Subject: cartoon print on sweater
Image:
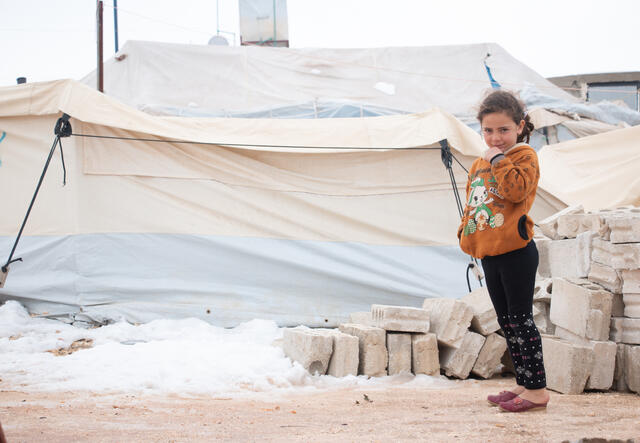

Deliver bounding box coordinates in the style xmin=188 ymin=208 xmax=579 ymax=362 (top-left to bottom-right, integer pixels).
xmin=463 ymin=176 xmax=504 ymax=236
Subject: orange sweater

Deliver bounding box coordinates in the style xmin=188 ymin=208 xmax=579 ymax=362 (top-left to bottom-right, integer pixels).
xmin=457 ymin=143 xmax=540 ymax=259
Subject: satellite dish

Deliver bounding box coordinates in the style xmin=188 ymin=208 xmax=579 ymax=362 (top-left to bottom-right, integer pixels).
xmin=208 ymin=35 xmax=229 ymax=46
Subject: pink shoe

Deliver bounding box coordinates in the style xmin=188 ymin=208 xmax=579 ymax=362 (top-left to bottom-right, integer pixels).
xmin=487 ymin=390 xmax=518 ymax=406
xmin=499 ymin=396 xmax=548 ymax=413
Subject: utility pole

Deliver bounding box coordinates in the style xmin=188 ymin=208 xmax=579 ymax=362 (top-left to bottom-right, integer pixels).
xmin=97 ymin=0 xmax=104 ymax=92
xmin=114 ymin=0 xmax=119 ymax=52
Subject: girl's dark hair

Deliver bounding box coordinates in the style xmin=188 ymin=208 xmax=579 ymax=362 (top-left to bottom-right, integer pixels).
xmin=476 ymin=90 xmax=535 ymax=143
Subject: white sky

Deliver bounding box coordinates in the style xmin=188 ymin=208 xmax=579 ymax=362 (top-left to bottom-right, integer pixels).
xmin=1 ymin=0 xmax=639 ymax=87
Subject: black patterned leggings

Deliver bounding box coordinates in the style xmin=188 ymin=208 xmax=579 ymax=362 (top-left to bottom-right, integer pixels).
xmin=481 ymin=240 xmax=546 ymax=390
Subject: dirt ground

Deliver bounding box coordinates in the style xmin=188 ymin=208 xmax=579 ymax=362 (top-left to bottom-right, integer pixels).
xmin=1 ymin=376 xmax=639 ymax=442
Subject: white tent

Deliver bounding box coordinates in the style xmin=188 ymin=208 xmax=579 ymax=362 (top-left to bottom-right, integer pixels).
xmin=81 ymin=41 xmax=575 ymax=119
xmin=81 ymin=41 xmax=640 ymax=151
xmin=0 ymin=80 xmax=564 ymax=326
xmin=538 ymin=123 xmax=640 ymax=211
xmin=518 ymin=85 xmax=639 ymax=148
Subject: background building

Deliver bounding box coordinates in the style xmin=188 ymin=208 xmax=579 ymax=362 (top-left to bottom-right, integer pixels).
xmin=548 ymin=72 xmax=640 ymax=112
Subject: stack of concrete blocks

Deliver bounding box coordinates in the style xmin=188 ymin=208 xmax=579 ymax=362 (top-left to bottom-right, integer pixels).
xmin=368 ymin=304 xmax=436 ymax=376
xmin=283 ymin=305 xmax=440 ymax=377
xmin=342 ymin=304 xmax=439 ymax=377
xmin=459 ymin=288 xmax=508 ymax=379
xmin=351 ymin=305 xmax=440 ymax=375
xmin=537 ymin=205 xmax=640 ymax=395
xmin=547 ymin=277 xmax=616 ymax=393
xmin=421 ymin=296 xmax=491 ymax=379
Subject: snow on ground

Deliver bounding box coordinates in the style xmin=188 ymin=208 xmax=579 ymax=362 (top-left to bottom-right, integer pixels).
xmin=0 ymin=301 xmax=454 ymax=397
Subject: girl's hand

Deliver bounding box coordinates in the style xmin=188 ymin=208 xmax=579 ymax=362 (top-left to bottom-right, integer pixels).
xmin=483 ymin=147 xmax=503 ymax=163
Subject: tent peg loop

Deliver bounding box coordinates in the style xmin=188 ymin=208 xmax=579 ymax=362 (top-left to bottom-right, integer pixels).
xmin=0 ymin=258 xmax=23 ymax=288
xmin=0 ymin=266 xmax=9 ymax=289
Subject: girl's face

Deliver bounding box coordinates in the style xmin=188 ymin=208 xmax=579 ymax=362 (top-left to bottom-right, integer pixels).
xmin=481 ymin=111 xmax=525 ymax=152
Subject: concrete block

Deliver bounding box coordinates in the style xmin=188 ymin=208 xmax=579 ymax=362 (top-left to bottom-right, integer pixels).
xmin=564 ymin=277 xmax=606 ymax=291
xmin=549 ymin=278 xmax=613 ymax=341
xmin=592 ymin=238 xmax=640 ymax=270
xmin=556 ymin=213 xmax=585 ymax=239
xmin=608 ymin=212 xmax=640 ymax=243
xmin=581 ymin=212 xmax=609 ymax=238
xmin=533 ymin=301 xmax=555 ymax=335
xmin=439 ymin=331 xmax=485 ymax=379
xmin=599 ymin=207 xmax=638 ymax=242
xmin=538 ymin=205 xmax=583 ymax=240
xmin=411 ymin=333 xmax=439 ymax=376
xmin=535 ymin=237 xmax=552 ymax=277
xmin=585 ymin=339 xmax=617 ymax=391
xmin=554 ymin=325 xmax=590 ymax=345
xmin=471 ymin=333 xmax=507 ymax=379
xmin=501 ymin=348 xmax=515 ymax=375
xmin=610 ymin=317 xmax=624 ymax=343
xmin=621 ymin=269 xmax=640 ymax=293
xmin=386 ymin=332 xmax=412 ymax=375
xmin=554 ymin=324 xmax=617 ymax=390
xmin=315 ymin=329 xmax=359 ymax=377
xmin=339 ymin=323 xmax=387 ymax=377
xmin=555 ymin=212 xmax=608 ymax=239
xmin=371 ymin=304 xmax=429 ymax=333
xmin=533 ymin=225 xmax=545 ymax=239
xmin=614 ymin=344 xmax=629 ymax=392
xmin=542 ymin=335 xmax=594 ymax=394
xmin=623 ymin=293 xmax=640 ymax=318
xmin=533 ymin=278 xmax=553 ymax=303
xmin=622 ymin=271 xmax=640 ymax=318
xmin=537 ymin=238 xmax=589 ymax=279
xmin=422 ymin=298 xmax=473 ymax=347
xmin=588 ymin=262 xmax=623 ymax=294
xmin=611 ymin=293 xmax=625 ymax=317
xmin=348 ymin=312 xmax=372 ymax=326
xmin=576 ymin=232 xmax=595 ymax=277
xmin=460 ymin=287 xmax=499 ymax=336
xmin=283 ymin=327 xmax=334 ymax=375
xmin=624 ymin=344 xmax=640 ymax=394
xmin=621 ymin=318 xmax=640 ymax=345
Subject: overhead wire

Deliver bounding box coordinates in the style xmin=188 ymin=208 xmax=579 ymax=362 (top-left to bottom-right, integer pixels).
xmin=101 ymin=2 xmax=215 ymax=37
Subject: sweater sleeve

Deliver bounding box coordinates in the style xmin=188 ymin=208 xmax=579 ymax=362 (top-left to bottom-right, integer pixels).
xmin=491 ymin=149 xmax=539 ymax=203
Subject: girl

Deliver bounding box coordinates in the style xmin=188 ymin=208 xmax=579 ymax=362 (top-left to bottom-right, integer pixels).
xmin=458 ymin=90 xmax=549 ymax=413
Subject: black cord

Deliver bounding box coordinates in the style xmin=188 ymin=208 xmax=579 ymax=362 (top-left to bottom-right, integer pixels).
xmin=71 ymin=133 xmax=444 ymax=151
xmin=439 ymin=139 xmax=483 ymax=291
xmin=2 ymin=114 xmax=70 ymax=273
xmin=58 ymin=137 xmax=67 ymax=186
xmin=448 ymin=167 xmax=464 ymax=218
xmin=452 ymin=153 xmax=469 ymax=174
